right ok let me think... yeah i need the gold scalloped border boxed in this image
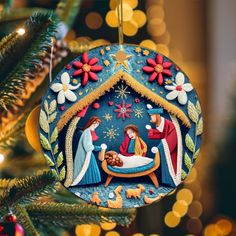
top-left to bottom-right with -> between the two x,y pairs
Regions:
57,70 -> 191,132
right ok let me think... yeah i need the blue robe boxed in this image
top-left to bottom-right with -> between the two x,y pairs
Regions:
71,128 -> 101,186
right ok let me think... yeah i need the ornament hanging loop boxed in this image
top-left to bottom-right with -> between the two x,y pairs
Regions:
117,0 -> 124,45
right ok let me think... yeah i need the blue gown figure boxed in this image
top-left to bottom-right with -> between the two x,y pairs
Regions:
71,116 -> 107,186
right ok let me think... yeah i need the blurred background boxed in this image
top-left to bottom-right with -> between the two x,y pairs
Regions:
0,0 -> 236,235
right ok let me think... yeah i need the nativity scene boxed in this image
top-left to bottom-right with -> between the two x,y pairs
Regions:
39,44 -> 203,208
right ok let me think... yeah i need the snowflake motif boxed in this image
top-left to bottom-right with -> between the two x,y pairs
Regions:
103,113 -> 112,121
103,125 -> 119,141
114,84 -> 130,99
114,100 -> 132,120
72,52 -> 103,87
134,107 -> 144,118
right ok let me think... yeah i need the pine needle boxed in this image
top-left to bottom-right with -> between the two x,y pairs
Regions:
0,12 -> 58,111
1,171 -> 57,207
26,202 -> 136,228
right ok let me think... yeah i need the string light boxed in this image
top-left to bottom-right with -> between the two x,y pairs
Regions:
0,153 -> 4,163
16,28 -> 25,35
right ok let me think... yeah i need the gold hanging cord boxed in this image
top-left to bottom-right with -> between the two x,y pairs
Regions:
117,0 -> 124,44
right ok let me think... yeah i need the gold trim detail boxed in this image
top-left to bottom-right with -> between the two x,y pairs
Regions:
57,70 -> 191,132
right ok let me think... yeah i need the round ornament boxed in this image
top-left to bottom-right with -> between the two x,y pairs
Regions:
39,44 -> 203,208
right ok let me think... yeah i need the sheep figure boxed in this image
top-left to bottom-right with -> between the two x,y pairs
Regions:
126,184 -> 145,199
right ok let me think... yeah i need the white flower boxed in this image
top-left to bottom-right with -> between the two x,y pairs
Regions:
51,72 -> 80,104
165,72 -> 193,105
146,104 -> 153,109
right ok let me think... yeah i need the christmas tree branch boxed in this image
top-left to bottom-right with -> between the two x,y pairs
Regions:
26,202 -> 136,227
14,204 -> 40,236
56,0 -> 82,28
0,12 -> 58,111
0,171 -> 58,208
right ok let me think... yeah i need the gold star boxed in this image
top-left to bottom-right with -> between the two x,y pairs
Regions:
103,113 -> 112,121
111,49 -> 132,70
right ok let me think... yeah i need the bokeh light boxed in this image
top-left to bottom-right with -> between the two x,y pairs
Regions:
105,231 -> 120,236
16,28 -> 26,35
164,211 -> 181,228
215,219 -> 232,235
100,221 -> 117,231
75,224 -> 101,236
172,200 -> 188,217
176,188 -> 193,205
0,153 -> 4,163
85,12 -> 103,30
106,0 -> 146,36
186,218 -> 203,235
188,201 -> 203,218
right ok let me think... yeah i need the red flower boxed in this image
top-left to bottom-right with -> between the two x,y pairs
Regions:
142,54 -> 172,86
135,98 -> 140,103
72,53 -> 103,86
114,100 -> 132,120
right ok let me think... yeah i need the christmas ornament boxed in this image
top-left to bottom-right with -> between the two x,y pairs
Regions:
39,44 -> 203,208
0,213 -> 24,236
39,0 -> 203,208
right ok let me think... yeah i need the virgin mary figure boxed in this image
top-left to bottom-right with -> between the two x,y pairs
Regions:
71,116 -> 107,186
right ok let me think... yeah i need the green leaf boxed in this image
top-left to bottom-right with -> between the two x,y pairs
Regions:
40,134 -> 51,151
195,101 -> 202,115
54,144 -> 59,155
39,110 -> 49,133
194,148 -> 200,160
51,168 -> 58,177
184,152 -> 193,171
49,100 -> 57,114
49,112 -> 57,123
44,154 -> 54,167
187,101 -> 199,123
59,166 -> 66,181
56,152 -> 64,167
196,117 -> 203,136
44,100 -> 49,114
185,134 -> 195,152
50,127 -> 58,144
181,169 -> 187,180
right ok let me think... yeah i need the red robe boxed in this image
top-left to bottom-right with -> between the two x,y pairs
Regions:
148,118 -> 178,174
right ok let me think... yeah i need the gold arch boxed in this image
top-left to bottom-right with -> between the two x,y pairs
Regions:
57,70 -> 191,132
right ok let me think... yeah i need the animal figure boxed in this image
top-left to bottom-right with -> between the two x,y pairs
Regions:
126,184 -> 145,199
144,193 -> 166,204
90,192 -> 101,206
107,186 -> 123,208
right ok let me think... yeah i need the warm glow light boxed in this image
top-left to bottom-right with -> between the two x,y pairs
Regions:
140,39 -> 156,51
106,10 -> 118,27
172,200 -> 188,217
164,211 -> 180,228
188,201 -> 203,218
132,10 -> 147,28
186,218 -> 203,235
100,221 -> 117,231
115,3 -> 133,22
215,219 -> 232,235
176,188 -> 193,205
105,231 -> 120,236
75,224 -> 101,236
204,224 -> 218,236
85,12 -> 103,30
123,20 -> 138,36
0,154 -> 4,163
16,28 -> 25,35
